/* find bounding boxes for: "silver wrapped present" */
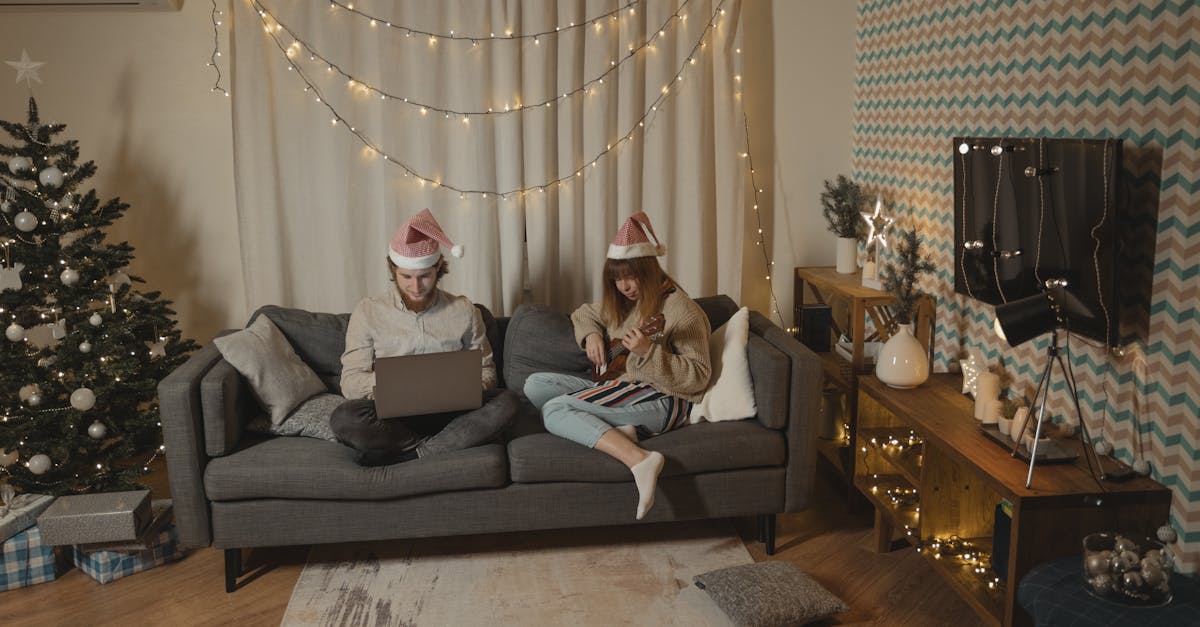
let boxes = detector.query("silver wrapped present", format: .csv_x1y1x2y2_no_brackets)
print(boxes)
37,490,151,546
1,491,56,543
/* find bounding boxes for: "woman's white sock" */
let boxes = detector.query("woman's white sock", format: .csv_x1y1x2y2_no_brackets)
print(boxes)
631,451,665,520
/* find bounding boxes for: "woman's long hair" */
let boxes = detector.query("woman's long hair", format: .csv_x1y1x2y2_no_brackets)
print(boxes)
600,256,677,328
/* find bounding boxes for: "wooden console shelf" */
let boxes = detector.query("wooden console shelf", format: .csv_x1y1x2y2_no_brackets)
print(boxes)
856,374,1172,627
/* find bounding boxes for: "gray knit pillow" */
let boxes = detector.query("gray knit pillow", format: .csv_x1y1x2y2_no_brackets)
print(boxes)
694,561,847,626
246,393,343,441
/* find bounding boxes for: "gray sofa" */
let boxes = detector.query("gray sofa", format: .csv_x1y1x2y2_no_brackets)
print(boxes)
158,295,821,592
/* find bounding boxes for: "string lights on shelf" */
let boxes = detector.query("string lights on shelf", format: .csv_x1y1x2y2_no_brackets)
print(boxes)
328,0,640,43
259,0,697,118
918,535,1004,592
249,0,730,199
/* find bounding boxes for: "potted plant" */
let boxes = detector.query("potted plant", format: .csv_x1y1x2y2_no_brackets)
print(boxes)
820,175,867,273
875,228,936,388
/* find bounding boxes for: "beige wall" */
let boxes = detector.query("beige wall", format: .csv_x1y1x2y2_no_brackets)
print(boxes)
0,0,244,342
741,0,857,326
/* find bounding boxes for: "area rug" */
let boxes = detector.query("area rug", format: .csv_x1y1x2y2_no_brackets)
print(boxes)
281,519,749,626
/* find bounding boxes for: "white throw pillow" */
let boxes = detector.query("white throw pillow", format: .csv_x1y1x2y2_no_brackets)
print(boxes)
690,306,756,423
212,315,327,425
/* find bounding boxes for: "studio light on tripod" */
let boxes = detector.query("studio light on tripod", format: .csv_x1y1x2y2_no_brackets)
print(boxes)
992,282,1105,487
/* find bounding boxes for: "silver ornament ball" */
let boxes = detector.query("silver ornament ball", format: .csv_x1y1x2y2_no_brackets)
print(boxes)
5,322,25,342
14,210,38,232
60,267,80,286
38,166,64,188
27,392,42,407
79,340,92,353
1157,525,1178,544
70,387,96,411
89,312,103,327
26,453,51,475
7,156,32,174
87,421,107,440
1133,459,1151,475
1094,440,1113,456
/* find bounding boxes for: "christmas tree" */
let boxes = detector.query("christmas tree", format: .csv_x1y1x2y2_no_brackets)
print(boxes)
1,97,196,495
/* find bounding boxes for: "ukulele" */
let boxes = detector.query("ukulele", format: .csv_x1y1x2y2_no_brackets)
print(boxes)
592,313,666,383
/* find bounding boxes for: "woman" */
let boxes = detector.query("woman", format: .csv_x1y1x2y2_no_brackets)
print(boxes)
524,212,711,519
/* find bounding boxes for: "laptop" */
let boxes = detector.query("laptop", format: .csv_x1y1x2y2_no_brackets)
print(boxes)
373,349,483,418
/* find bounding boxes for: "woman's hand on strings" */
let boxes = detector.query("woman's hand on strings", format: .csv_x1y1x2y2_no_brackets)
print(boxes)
584,333,607,368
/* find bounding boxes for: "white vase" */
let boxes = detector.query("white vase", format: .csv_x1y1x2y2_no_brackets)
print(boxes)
875,323,930,389
835,237,858,274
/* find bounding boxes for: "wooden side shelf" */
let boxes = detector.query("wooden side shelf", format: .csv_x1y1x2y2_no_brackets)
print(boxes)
856,374,1172,627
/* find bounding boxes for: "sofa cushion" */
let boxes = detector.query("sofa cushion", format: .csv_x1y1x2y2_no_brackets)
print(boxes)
212,315,327,425
204,437,508,501
503,304,592,394
694,294,738,331
507,421,785,483
690,306,756,423
250,306,350,386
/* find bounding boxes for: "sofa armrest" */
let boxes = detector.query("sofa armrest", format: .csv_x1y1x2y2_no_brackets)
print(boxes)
747,312,822,513
158,342,225,548
201,359,259,457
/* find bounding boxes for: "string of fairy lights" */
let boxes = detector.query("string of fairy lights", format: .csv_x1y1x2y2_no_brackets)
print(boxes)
208,0,229,96
250,0,730,198
263,0,697,118
860,430,1005,593
209,0,786,325
328,0,639,41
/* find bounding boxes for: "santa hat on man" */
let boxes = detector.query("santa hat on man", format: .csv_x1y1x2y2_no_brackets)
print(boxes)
389,208,464,269
607,211,666,260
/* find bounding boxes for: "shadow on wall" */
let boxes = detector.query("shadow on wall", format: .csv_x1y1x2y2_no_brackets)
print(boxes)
103,67,223,340
1117,143,1162,347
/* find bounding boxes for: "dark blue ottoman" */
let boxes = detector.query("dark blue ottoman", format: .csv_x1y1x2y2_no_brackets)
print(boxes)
1017,556,1200,626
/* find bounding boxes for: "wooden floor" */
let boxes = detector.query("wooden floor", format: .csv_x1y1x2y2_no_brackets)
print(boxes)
0,463,981,626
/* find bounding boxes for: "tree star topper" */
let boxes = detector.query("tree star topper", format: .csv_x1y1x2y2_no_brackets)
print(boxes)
861,194,895,251
6,49,45,88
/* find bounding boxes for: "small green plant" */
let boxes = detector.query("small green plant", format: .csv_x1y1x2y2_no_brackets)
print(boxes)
880,228,936,324
820,175,867,239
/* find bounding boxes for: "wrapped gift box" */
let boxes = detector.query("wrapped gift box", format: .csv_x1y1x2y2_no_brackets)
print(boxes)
1,494,55,543
37,489,151,546
78,499,173,552
1,526,58,591
73,524,183,584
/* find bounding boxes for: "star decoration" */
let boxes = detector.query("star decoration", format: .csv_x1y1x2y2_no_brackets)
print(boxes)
147,339,167,358
861,195,896,252
6,50,45,88
959,349,985,397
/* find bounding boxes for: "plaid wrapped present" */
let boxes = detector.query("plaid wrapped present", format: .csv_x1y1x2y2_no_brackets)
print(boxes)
1,526,58,591
1,493,55,543
72,524,184,584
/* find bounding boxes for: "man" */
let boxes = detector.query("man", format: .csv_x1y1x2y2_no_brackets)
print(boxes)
331,209,518,466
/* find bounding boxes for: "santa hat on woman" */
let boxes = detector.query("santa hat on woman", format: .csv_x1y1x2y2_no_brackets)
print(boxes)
607,211,666,260
389,208,464,269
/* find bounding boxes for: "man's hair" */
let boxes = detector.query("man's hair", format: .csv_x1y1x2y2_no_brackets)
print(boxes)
600,256,675,328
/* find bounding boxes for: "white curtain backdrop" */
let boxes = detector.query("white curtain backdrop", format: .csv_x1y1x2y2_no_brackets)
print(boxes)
230,0,746,317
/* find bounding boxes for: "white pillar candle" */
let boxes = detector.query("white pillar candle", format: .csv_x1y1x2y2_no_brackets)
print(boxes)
862,260,876,280
1010,406,1030,441
974,372,999,421
997,416,1012,434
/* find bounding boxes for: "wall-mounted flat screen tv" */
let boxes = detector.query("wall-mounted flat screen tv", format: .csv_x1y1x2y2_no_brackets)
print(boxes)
953,136,1121,345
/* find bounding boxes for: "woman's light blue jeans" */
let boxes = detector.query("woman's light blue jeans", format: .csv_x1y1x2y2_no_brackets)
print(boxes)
523,372,671,448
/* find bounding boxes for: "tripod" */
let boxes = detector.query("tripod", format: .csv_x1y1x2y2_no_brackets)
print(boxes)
1010,328,1105,488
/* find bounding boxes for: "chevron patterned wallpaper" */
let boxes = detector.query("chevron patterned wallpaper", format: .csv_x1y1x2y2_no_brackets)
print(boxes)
851,0,1200,572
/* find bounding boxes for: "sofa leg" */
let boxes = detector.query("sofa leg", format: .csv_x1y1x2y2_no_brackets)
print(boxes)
756,514,766,543
225,548,241,593
764,514,776,556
